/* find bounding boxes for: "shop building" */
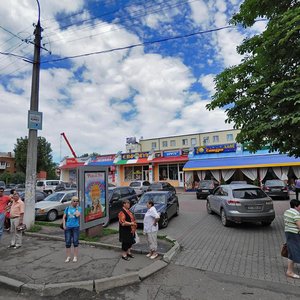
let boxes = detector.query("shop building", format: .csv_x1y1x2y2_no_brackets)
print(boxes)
183,143,300,191
59,157,87,183
0,152,16,174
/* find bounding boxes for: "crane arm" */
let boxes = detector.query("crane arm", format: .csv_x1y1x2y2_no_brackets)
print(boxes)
60,132,77,158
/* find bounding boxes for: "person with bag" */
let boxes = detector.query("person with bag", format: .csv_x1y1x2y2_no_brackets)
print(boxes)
143,200,160,259
8,193,24,249
63,196,81,263
0,187,11,242
283,199,300,279
118,199,137,261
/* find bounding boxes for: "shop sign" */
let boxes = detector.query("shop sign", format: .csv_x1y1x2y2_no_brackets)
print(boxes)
163,150,181,157
181,149,190,156
66,158,78,164
90,155,115,162
155,152,162,158
195,143,236,155
121,152,149,160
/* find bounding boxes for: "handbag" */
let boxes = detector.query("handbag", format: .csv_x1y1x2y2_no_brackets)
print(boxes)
60,207,68,230
16,223,27,232
134,231,140,244
281,243,288,258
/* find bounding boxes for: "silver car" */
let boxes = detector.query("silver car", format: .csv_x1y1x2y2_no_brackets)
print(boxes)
35,190,77,221
129,180,151,196
206,184,275,227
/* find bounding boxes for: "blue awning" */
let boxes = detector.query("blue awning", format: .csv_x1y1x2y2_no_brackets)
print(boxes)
183,154,300,171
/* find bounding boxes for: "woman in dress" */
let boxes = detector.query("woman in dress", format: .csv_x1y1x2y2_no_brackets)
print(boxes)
143,200,160,259
118,199,137,261
63,196,82,263
284,199,300,278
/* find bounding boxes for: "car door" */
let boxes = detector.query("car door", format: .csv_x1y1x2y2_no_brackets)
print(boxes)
59,192,75,216
215,187,228,213
166,192,177,217
109,188,122,219
209,187,221,212
126,187,138,204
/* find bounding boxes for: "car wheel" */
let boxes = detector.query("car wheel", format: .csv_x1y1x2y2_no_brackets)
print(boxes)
159,214,169,228
175,205,179,216
206,201,214,214
47,210,58,222
221,209,230,227
261,221,272,226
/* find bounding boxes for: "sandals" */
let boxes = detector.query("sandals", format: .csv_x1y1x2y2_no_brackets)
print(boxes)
121,256,130,261
65,257,71,263
150,253,159,259
286,273,300,279
127,253,134,258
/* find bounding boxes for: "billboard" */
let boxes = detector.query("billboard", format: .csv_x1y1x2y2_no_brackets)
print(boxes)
77,165,109,229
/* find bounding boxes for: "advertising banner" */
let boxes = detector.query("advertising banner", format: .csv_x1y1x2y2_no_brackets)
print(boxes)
194,143,237,155
78,166,109,229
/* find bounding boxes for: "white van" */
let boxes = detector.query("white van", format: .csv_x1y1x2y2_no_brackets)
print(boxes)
36,180,62,194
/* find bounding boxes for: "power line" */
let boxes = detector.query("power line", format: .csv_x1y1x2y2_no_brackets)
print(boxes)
41,25,234,64
0,51,33,63
44,0,193,44
0,25,32,44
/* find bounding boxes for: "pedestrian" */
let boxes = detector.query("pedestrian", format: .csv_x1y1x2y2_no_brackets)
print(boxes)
283,199,300,279
8,193,24,249
143,200,160,259
4,189,16,231
295,178,300,200
118,199,137,261
0,187,11,242
63,196,81,263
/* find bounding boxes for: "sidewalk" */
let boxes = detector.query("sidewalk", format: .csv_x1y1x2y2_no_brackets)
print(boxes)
0,227,179,297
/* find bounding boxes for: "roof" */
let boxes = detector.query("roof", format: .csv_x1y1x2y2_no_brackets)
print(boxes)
60,162,85,169
151,156,188,163
183,154,300,171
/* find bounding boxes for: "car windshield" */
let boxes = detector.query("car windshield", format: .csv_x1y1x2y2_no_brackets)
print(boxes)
233,188,267,199
44,193,65,202
265,180,284,186
139,193,166,204
36,181,44,187
199,181,213,188
130,182,141,187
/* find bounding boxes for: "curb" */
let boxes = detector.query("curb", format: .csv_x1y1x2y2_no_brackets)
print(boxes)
0,233,180,296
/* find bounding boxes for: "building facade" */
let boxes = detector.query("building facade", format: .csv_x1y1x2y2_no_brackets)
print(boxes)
0,152,16,174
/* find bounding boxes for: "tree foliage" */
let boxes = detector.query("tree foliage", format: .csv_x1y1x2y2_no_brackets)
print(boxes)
14,136,57,179
206,0,300,156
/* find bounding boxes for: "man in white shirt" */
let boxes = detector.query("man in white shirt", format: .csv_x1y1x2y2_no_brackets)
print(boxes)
143,200,160,259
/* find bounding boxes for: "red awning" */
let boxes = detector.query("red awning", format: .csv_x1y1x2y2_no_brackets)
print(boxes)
60,163,85,169
152,156,188,163
136,158,150,164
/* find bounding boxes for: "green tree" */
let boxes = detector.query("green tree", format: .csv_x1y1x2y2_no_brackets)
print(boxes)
14,136,57,179
207,0,300,156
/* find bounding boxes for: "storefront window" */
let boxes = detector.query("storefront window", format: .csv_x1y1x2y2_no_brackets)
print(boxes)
169,164,178,180
159,165,168,180
133,166,143,180
125,167,133,181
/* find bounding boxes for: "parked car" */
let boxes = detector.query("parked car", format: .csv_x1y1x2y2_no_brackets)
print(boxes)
196,180,219,199
19,191,48,202
0,181,6,189
262,179,289,200
131,191,179,228
129,180,151,196
206,184,275,227
35,190,77,221
103,186,138,226
54,182,77,192
36,180,62,194
149,182,176,194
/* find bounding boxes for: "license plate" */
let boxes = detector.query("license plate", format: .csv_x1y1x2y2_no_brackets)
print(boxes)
202,190,209,192
271,189,280,192
247,205,262,210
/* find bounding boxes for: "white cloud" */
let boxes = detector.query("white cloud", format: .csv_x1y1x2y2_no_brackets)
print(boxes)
199,74,216,96
189,1,210,27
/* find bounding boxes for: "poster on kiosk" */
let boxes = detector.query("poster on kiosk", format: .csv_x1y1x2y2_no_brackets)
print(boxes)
77,165,109,230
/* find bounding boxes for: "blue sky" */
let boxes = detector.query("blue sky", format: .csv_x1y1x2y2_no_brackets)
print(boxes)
0,0,266,163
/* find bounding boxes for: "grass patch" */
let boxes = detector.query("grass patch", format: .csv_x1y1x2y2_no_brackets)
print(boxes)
79,233,100,242
102,228,118,236
35,221,61,228
27,224,42,232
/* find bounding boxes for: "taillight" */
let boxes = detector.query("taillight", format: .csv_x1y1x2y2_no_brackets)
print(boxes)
264,186,270,191
282,187,288,191
227,200,241,206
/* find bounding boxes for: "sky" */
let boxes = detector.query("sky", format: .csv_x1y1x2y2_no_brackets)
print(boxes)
0,0,266,163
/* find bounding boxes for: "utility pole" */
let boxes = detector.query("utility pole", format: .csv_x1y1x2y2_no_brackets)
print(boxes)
24,0,42,228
